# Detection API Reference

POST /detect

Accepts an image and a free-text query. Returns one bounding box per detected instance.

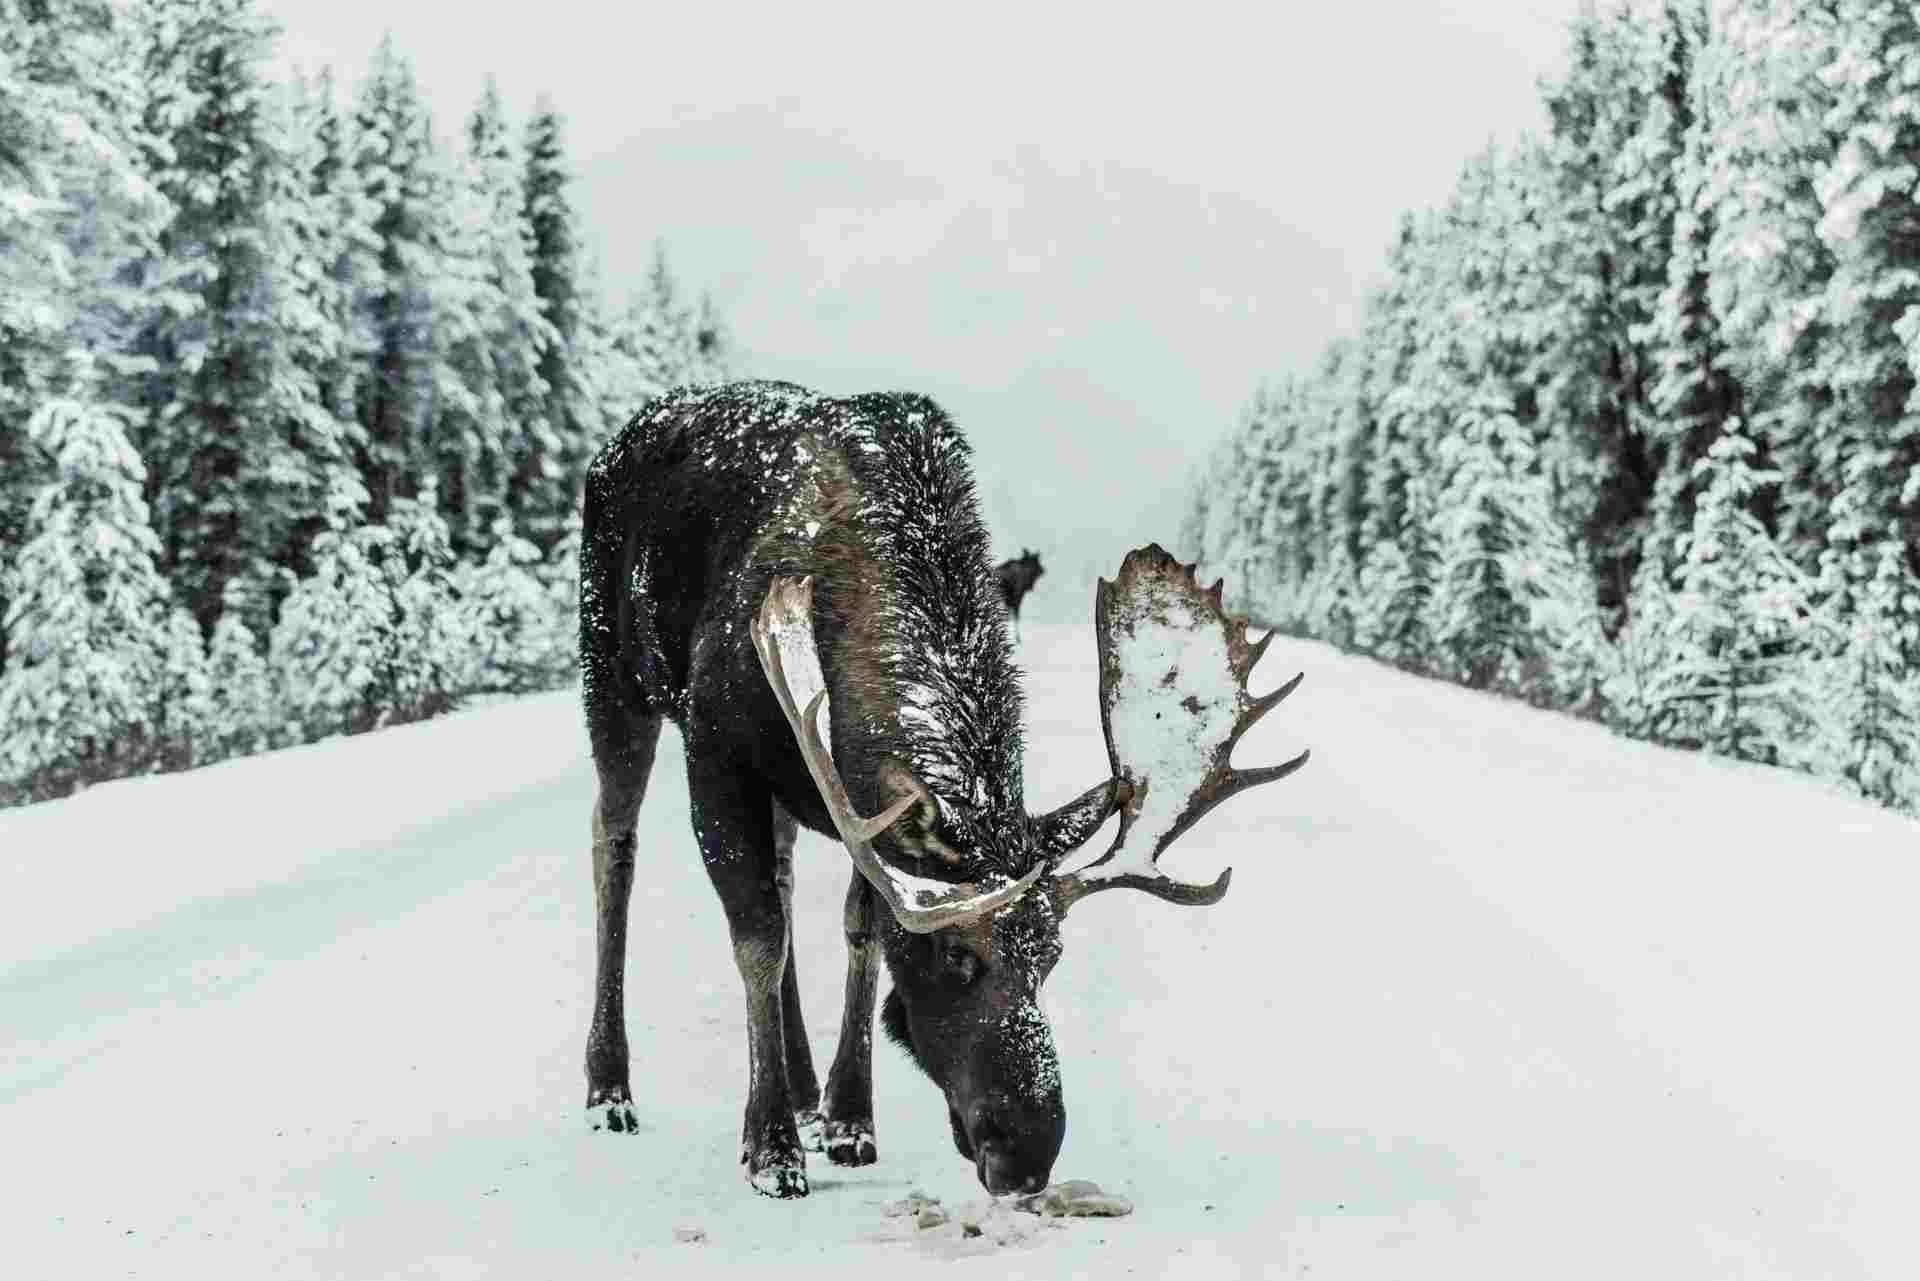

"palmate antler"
[750,576,1046,933]
[1052,544,1309,912]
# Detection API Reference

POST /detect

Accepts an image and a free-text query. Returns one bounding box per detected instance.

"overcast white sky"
[267,0,1580,599]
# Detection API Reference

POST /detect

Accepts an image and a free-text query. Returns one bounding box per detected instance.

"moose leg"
[820,869,881,1166]
[771,800,825,1151]
[690,762,808,1198]
[584,708,664,1133]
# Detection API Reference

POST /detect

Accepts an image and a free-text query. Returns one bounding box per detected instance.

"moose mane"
[809,393,1031,877]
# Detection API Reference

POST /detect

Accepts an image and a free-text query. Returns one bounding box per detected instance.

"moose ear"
[876,760,965,867]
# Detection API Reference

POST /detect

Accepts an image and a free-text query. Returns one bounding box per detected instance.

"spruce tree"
[1798,539,1920,810]
[2,0,172,675]
[1428,392,1536,689]
[132,0,341,637]
[456,76,556,558]
[352,34,438,524]
[520,96,586,550]
[1661,424,1814,760]
[0,384,195,793]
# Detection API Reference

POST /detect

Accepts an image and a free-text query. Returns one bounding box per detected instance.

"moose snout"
[960,1094,1062,1196]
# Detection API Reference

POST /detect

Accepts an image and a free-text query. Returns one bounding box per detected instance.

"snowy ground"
[4,623,1913,1279]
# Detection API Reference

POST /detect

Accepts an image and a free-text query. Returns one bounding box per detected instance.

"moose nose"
[976,1138,1048,1196]
[967,1100,1058,1196]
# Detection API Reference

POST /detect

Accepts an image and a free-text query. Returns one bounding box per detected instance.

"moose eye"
[939,943,980,985]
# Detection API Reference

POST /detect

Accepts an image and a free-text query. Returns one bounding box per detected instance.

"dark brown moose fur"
[577,381,1122,1199]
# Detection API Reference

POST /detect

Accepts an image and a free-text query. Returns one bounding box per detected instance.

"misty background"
[267,0,1580,617]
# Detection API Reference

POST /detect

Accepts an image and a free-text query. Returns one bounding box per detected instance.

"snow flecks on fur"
[1093,588,1242,883]
[602,382,1030,878]
[1000,998,1060,1102]
[993,892,1064,1100]
[822,393,1028,876]
[860,416,1036,875]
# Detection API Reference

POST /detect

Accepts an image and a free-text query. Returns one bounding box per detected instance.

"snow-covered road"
[3,624,1911,1278]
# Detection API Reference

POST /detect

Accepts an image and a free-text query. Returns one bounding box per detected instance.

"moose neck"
[812,409,1030,874]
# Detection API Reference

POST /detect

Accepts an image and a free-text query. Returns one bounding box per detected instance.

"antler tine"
[750,576,1044,934]
[1237,669,1305,737]
[1052,544,1309,914]
[1238,624,1276,681]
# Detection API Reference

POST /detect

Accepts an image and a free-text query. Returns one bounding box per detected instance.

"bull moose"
[577,381,1307,1199]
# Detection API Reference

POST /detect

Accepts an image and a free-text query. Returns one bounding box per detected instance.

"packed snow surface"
[3,625,1914,1278]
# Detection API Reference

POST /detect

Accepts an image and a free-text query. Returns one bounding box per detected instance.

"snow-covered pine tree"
[298,63,379,527]
[1796,538,1920,810]
[0,383,190,795]
[1427,390,1541,690]
[425,124,509,561]
[457,75,557,560]
[1602,545,1687,739]
[452,518,560,693]
[381,486,464,722]
[1193,407,1260,589]
[131,0,346,638]
[1356,462,1440,673]
[575,248,650,439]
[155,601,212,768]
[1300,409,1361,648]
[633,238,698,395]
[541,522,582,683]
[1698,0,1839,559]
[1813,0,1920,562]
[269,521,395,739]
[201,582,277,759]
[1533,3,1666,619]
[1217,378,1292,621]
[2,0,173,678]
[1659,422,1815,760]
[520,95,587,551]
[352,34,438,525]
[1641,0,1749,577]
[269,484,467,739]
[1358,215,1431,579]
[273,66,367,582]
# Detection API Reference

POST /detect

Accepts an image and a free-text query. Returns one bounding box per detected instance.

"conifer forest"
[1,0,732,805]
[8,0,1920,824]
[1183,0,1920,816]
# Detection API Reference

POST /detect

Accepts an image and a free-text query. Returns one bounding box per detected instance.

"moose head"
[752,544,1309,1194]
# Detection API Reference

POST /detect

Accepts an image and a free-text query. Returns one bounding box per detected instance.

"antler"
[1052,544,1309,912]
[750,576,1046,934]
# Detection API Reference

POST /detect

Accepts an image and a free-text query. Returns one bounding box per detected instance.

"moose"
[577,381,1307,1199]
[994,549,1044,637]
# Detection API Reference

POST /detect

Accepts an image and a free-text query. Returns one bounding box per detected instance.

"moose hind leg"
[821,869,880,1166]
[772,800,826,1152]
[584,708,664,1134]
[692,762,808,1198]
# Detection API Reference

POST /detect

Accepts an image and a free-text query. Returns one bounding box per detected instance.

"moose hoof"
[795,1110,826,1153]
[743,1150,810,1199]
[823,1120,877,1167]
[586,1088,640,1135]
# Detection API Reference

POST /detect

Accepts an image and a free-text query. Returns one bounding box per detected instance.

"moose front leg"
[772,800,826,1152]
[691,762,809,1198]
[820,869,881,1166]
